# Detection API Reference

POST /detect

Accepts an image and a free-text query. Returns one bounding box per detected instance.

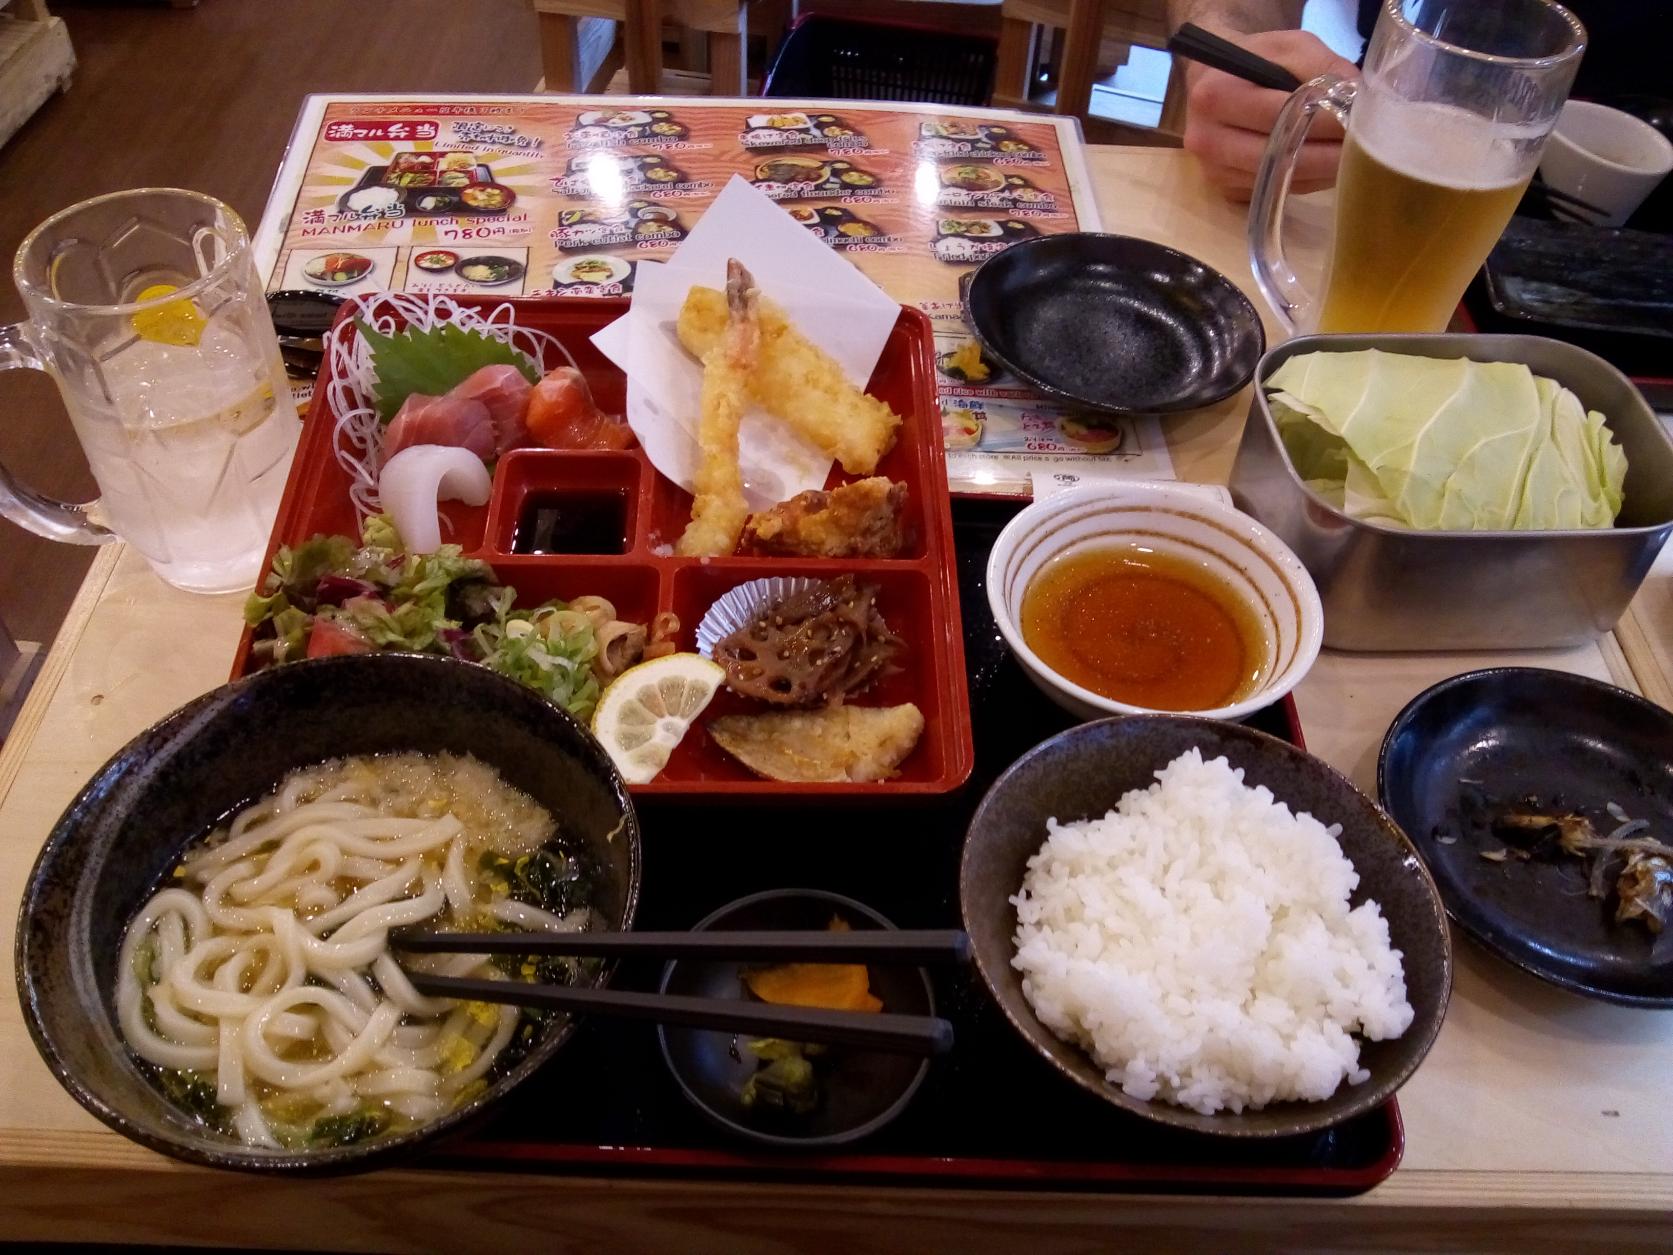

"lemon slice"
[590,653,724,784]
[131,283,206,347]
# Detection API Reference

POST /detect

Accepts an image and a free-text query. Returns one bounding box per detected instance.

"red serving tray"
[233,295,975,799]
[430,1103,1405,1195]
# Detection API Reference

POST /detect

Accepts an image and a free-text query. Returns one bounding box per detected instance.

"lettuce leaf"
[1267,350,1626,532]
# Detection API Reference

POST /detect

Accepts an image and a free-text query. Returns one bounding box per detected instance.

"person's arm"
[1167,0,1305,35]
[1166,1,1358,201]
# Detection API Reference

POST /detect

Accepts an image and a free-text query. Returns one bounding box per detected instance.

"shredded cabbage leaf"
[1267,349,1627,531]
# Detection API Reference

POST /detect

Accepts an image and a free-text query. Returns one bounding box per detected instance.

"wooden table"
[2,146,1670,1253]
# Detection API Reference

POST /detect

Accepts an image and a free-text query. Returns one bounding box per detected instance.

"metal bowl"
[15,653,640,1173]
[960,715,1451,1138]
[1229,333,1673,651]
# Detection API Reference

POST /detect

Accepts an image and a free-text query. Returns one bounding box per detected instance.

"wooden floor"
[0,0,542,651]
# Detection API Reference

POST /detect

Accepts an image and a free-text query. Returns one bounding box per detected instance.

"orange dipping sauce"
[1020,546,1268,711]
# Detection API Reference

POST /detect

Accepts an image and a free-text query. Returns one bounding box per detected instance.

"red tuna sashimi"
[382,393,497,462]
[448,364,534,455]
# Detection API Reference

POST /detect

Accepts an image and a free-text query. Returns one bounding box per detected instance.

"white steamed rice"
[1011,748,1413,1115]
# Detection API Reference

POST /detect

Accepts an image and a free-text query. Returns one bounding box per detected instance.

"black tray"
[420,498,1403,1195]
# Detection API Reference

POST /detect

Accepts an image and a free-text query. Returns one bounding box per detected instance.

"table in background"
[0,146,1668,1253]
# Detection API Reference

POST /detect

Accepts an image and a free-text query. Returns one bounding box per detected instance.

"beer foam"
[1352,83,1538,191]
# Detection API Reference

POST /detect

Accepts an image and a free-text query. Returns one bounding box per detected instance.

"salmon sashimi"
[526,367,636,451]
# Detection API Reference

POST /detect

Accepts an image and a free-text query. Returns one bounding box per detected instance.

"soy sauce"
[513,490,629,554]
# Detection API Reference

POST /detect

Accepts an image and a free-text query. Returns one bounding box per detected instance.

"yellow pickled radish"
[131,283,206,347]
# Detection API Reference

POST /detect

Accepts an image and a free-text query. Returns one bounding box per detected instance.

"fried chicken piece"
[678,285,902,475]
[676,260,758,557]
[708,703,924,783]
[740,477,909,558]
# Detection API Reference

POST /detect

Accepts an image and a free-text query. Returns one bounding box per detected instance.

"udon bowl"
[15,653,641,1173]
[986,483,1323,723]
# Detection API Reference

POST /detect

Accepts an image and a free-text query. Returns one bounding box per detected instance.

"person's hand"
[1179,29,1359,202]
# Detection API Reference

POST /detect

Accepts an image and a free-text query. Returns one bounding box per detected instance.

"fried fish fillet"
[678,285,902,475]
[740,476,909,558]
[675,260,758,557]
[708,703,924,783]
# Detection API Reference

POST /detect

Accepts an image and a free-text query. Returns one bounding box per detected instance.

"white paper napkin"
[592,175,901,509]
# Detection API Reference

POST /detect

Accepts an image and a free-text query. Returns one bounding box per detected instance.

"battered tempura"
[741,476,908,558]
[678,286,901,475]
[675,260,758,557]
[708,703,925,782]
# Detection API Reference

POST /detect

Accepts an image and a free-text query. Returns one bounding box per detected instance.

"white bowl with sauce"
[987,484,1323,723]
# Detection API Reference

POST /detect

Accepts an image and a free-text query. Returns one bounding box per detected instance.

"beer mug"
[1,189,299,593]
[1249,0,1586,334]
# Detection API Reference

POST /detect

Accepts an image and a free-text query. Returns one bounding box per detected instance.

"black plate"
[658,889,933,1147]
[1379,667,1673,1007]
[963,233,1264,415]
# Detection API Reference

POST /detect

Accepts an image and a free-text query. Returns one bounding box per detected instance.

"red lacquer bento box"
[233,295,975,798]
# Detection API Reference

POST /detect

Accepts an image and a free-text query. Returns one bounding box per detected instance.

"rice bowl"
[1012,748,1414,1115]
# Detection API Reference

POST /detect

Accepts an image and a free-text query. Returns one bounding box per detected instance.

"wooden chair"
[533,0,790,96]
[995,0,1185,133]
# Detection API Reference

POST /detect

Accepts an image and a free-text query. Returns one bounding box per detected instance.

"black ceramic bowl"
[658,889,933,1147]
[1379,667,1673,1007]
[15,653,641,1173]
[960,716,1451,1138]
[964,233,1264,414]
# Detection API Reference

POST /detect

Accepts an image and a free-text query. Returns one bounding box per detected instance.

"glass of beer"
[1,189,299,593]
[1249,0,1586,334]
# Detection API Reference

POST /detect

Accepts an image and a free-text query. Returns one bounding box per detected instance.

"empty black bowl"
[15,653,641,1173]
[961,715,1451,1137]
[1379,667,1673,1007]
[658,889,933,1147]
[964,233,1264,414]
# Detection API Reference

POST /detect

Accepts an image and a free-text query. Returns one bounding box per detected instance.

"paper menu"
[256,94,1174,498]
[592,176,903,509]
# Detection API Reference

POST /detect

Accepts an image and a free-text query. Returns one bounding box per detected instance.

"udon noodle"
[117,753,593,1151]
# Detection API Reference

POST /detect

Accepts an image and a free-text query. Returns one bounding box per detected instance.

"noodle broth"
[118,753,602,1152]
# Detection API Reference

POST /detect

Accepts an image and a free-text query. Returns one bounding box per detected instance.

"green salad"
[244,516,659,721]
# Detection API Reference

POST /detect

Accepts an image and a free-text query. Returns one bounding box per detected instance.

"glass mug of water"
[1249,0,1586,334]
[1,189,299,593]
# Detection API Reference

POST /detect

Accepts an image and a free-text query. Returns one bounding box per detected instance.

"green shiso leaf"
[358,321,540,422]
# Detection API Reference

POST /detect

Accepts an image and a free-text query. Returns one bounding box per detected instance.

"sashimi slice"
[448,364,533,455]
[526,367,636,451]
[382,393,496,462]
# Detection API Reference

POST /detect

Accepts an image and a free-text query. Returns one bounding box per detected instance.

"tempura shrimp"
[675,258,758,557]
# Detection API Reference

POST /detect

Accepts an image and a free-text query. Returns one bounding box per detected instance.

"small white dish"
[985,483,1323,723]
[1539,101,1673,227]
